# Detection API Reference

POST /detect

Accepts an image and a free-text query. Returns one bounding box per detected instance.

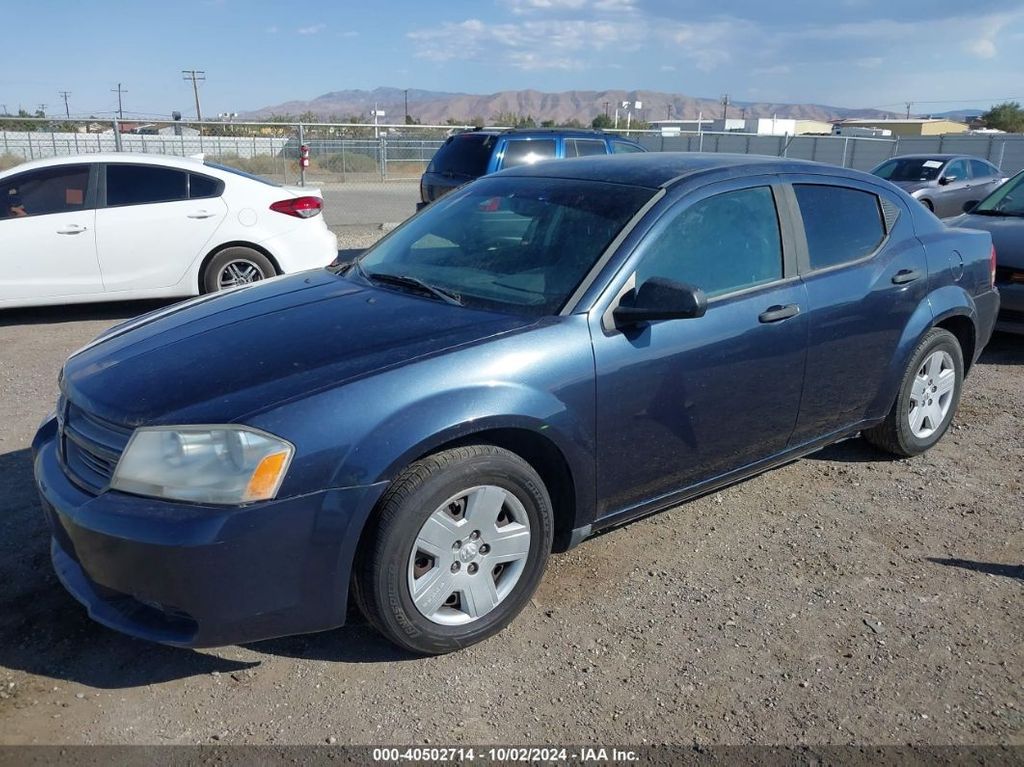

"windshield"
[873,158,945,182]
[973,170,1024,216]
[355,177,654,316]
[428,134,496,177]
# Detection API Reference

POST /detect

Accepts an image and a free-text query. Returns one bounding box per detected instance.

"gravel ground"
[0,270,1021,746]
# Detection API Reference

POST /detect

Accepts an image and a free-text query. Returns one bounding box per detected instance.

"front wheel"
[353,445,553,654]
[863,328,963,457]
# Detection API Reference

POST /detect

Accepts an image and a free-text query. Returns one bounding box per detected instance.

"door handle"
[187,211,216,219]
[56,224,87,235]
[892,268,922,285]
[758,304,800,323]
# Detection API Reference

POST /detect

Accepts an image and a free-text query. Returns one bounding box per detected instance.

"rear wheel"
[863,328,963,457]
[353,445,553,654]
[202,246,276,293]
[920,198,934,212]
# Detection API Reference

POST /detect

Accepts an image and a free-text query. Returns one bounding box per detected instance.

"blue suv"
[34,154,998,655]
[417,127,645,210]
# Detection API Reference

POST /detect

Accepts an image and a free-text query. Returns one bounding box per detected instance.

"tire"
[353,445,553,654]
[863,328,964,457]
[202,247,276,293]
[920,198,934,213]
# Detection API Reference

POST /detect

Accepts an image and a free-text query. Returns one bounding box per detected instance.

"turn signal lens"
[244,451,290,502]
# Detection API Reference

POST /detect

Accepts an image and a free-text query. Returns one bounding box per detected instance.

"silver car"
[871,154,1006,218]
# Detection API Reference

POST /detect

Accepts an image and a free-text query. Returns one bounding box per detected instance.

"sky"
[3,0,1022,119]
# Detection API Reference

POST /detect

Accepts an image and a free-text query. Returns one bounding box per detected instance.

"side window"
[189,173,222,199]
[794,185,885,271]
[612,141,644,154]
[106,165,188,207]
[969,160,994,179]
[944,160,969,182]
[500,139,556,169]
[637,186,783,298]
[1,165,90,219]
[566,139,607,157]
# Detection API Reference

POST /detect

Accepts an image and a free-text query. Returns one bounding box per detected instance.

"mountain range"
[243,87,899,125]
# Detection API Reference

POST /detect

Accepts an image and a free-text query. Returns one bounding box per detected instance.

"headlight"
[110,426,294,505]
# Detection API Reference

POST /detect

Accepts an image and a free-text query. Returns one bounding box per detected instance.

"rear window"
[189,173,221,199]
[428,134,496,178]
[872,158,943,182]
[566,139,608,157]
[970,159,995,179]
[204,161,281,187]
[612,141,645,154]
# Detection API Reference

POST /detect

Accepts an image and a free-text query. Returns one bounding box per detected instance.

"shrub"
[0,153,23,171]
[321,151,378,174]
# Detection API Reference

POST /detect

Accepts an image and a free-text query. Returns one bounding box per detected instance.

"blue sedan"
[33,153,1000,654]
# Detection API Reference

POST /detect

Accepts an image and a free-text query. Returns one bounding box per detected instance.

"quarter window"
[1,165,90,219]
[794,185,885,271]
[189,173,221,199]
[500,139,556,169]
[612,141,644,154]
[106,165,188,207]
[637,186,783,297]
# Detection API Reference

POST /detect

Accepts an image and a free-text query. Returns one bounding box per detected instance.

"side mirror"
[939,175,955,186]
[962,200,978,214]
[613,277,708,327]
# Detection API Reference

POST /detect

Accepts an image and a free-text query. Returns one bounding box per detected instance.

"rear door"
[783,178,928,444]
[565,138,608,158]
[94,163,227,293]
[0,163,100,303]
[496,138,557,170]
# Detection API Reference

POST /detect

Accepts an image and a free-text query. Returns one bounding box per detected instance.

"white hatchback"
[0,153,338,309]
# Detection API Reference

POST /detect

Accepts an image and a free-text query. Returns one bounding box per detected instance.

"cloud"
[856,56,885,68]
[752,64,792,76]
[297,23,326,35]
[965,38,997,57]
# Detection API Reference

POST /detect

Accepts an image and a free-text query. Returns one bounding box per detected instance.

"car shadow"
[0,446,414,689]
[0,298,180,327]
[803,436,896,463]
[978,332,1023,366]
[926,557,1024,583]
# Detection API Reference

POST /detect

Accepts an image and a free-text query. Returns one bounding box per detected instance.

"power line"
[111,83,127,120]
[182,69,206,122]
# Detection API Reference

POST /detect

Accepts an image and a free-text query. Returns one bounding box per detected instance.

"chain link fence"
[2,117,1023,227]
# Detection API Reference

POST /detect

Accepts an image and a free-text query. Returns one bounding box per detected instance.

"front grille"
[58,397,133,494]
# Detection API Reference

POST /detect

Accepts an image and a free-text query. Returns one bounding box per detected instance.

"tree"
[591,114,614,129]
[981,102,1024,133]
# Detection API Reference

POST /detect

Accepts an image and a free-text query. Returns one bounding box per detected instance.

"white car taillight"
[270,196,323,219]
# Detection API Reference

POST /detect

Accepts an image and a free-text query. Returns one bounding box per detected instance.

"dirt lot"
[0,295,1021,747]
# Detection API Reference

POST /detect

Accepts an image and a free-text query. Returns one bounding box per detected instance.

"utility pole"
[111,83,127,119]
[37,104,47,117]
[604,101,610,118]
[404,88,409,124]
[905,101,913,119]
[721,94,730,120]
[182,70,206,121]
[59,90,72,119]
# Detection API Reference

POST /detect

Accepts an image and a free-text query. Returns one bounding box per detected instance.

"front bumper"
[33,418,387,648]
[995,281,1024,334]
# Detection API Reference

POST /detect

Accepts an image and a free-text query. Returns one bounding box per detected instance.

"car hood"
[62,270,535,426]
[947,213,1024,269]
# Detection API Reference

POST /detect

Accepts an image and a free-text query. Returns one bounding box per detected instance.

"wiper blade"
[365,272,464,306]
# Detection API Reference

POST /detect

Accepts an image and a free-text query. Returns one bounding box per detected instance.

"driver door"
[589,179,808,518]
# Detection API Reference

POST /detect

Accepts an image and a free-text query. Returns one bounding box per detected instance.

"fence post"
[997,141,1006,171]
[938,135,945,153]
[2,129,7,154]
[841,137,849,167]
[380,135,387,181]
[298,123,305,187]
[27,131,34,160]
